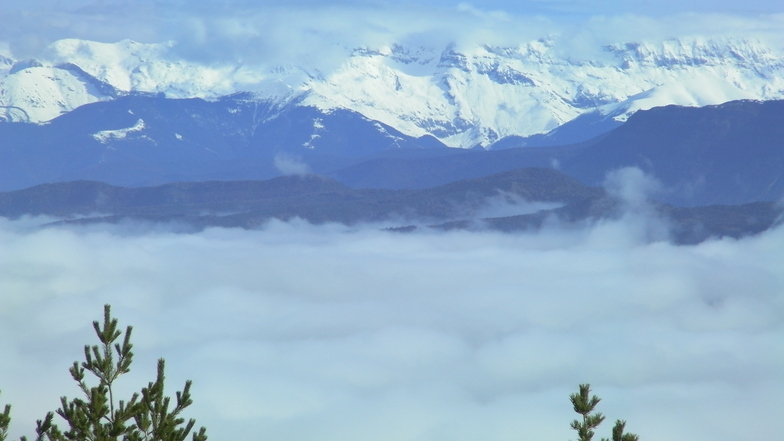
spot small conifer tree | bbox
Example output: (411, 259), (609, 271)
(0, 393), (11, 441)
(1, 304), (207, 441)
(570, 383), (605, 441)
(569, 384), (638, 441)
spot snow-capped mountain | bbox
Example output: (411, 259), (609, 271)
(1, 36), (783, 147)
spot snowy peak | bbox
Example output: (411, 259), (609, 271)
(1, 36), (783, 147)
(605, 37), (783, 69)
(0, 63), (117, 123)
(353, 44), (439, 67)
(302, 36), (784, 146)
(39, 38), (267, 98)
(592, 37), (784, 121)
(40, 39), (173, 92)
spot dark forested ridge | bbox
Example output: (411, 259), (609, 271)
(0, 168), (595, 222)
(1, 167), (780, 244)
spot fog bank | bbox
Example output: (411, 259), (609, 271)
(0, 216), (782, 441)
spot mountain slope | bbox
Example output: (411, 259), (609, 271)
(562, 99), (784, 205)
(0, 93), (444, 191)
(3, 95), (784, 207)
(331, 99), (784, 206)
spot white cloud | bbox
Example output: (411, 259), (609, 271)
(2, 1), (784, 66)
(0, 214), (782, 441)
(274, 154), (312, 176)
(604, 167), (662, 208)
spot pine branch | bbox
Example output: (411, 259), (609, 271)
(0, 393), (11, 441)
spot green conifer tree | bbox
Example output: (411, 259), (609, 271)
(569, 384), (639, 441)
(0, 393), (11, 441)
(570, 384), (605, 441)
(607, 420), (639, 441)
(2, 305), (207, 441)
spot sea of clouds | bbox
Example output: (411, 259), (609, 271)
(0, 210), (781, 441)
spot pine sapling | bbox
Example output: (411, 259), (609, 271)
(17, 304), (207, 441)
(569, 384), (639, 441)
(570, 384), (605, 441)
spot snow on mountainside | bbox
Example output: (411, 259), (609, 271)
(0, 39), (294, 123)
(39, 39), (273, 98)
(1, 37), (783, 146)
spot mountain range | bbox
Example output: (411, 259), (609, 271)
(1, 93), (783, 207)
(2, 37), (783, 147)
(2, 36), (784, 242)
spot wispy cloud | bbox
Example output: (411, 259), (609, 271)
(0, 214), (782, 441)
(2, 1), (784, 64)
(274, 154), (312, 176)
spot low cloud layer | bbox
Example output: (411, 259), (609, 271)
(0, 214), (782, 441)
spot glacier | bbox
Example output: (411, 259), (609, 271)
(1, 36), (783, 147)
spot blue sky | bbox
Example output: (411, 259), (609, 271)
(3, 0), (784, 21)
(4, 0), (782, 15)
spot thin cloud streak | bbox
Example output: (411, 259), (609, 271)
(1, 1), (784, 63)
(0, 216), (782, 441)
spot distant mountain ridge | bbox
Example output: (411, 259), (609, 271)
(1, 169), (780, 245)
(2, 95), (784, 207)
(1, 36), (783, 147)
(0, 168), (597, 223)
(332, 99), (784, 206)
